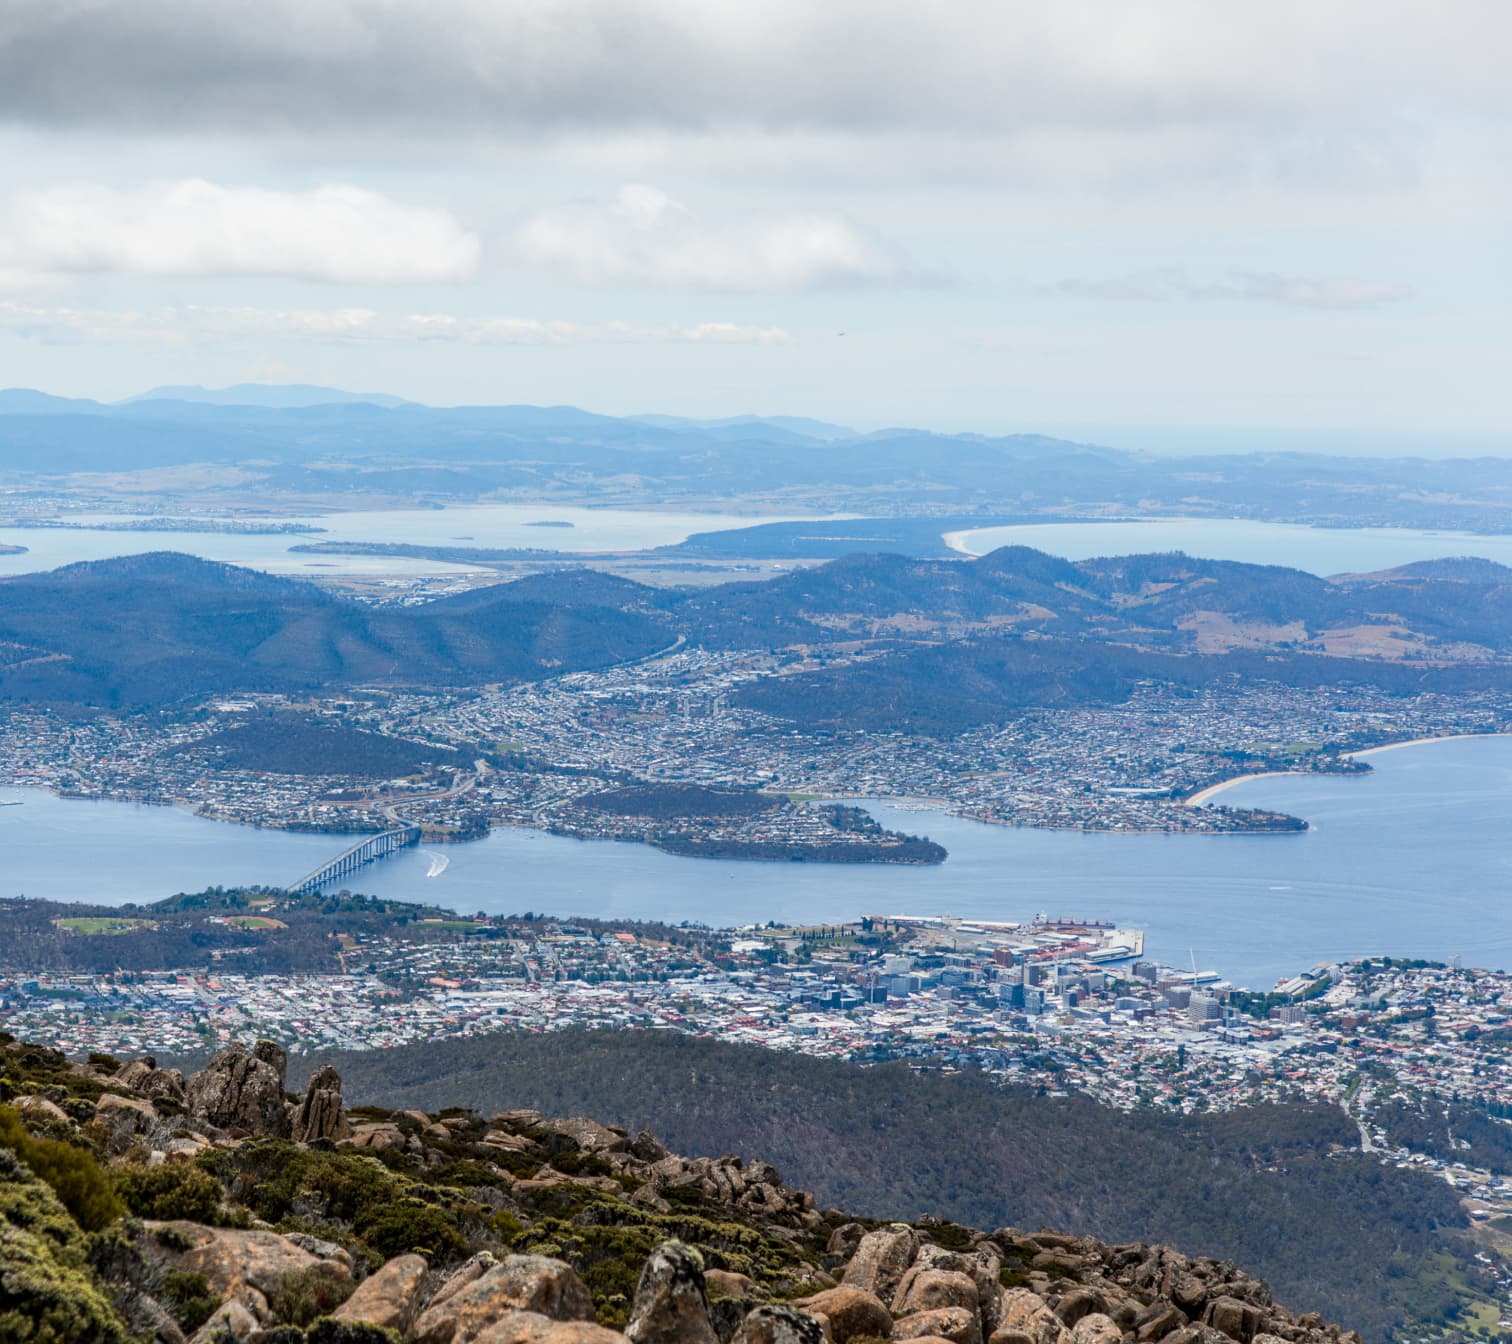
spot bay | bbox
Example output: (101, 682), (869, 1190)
(3, 736), (1510, 988)
(0, 504), (829, 579)
(947, 518), (1512, 577)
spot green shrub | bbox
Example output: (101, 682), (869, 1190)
(0, 1147), (133, 1343)
(268, 1265), (357, 1327)
(0, 1103), (123, 1231)
(161, 1268), (221, 1334)
(114, 1160), (224, 1223)
(153, 1223), (196, 1252)
(356, 1198), (468, 1261)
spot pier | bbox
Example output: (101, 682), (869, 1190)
(287, 826), (421, 895)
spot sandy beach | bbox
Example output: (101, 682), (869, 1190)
(1184, 771), (1297, 807)
(1185, 732), (1512, 807)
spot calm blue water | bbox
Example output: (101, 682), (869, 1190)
(4, 736), (1510, 988)
(0, 504), (830, 579)
(949, 518), (1512, 577)
(3, 513), (1506, 583)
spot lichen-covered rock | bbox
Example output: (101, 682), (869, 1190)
(93, 1091), (158, 1155)
(116, 1056), (187, 1105)
(630, 1129), (670, 1162)
(1053, 1289), (1105, 1329)
(14, 1094), (71, 1127)
(471, 1310), (631, 1344)
(730, 1305), (825, 1344)
(1133, 1303), (1186, 1341)
(896, 1307), (980, 1344)
(189, 1294), (259, 1343)
(892, 1267), (979, 1321)
(1067, 1314), (1119, 1344)
(704, 1268), (757, 1300)
(184, 1040), (291, 1139)
(152, 1220), (349, 1302)
(1161, 1328), (1231, 1344)
(825, 1224), (866, 1261)
(293, 1064), (349, 1144)
(413, 1254), (596, 1344)
(795, 1286), (892, 1343)
(331, 1252), (429, 1332)
(1202, 1296), (1265, 1343)
(626, 1240), (717, 1344)
(995, 1291), (1068, 1344)
(840, 1226), (917, 1305)
(539, 1116), (628, 1153)
(346, 1121), (409, 1152)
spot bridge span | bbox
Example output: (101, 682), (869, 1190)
(287, 826), (421, 895)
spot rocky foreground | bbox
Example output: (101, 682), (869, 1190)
(1, 1035), (1363, 1344)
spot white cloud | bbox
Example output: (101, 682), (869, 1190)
(0, 180), (479, 283)
(514, 185), (906, 291)
(1055, 270), (1411, 310)
(0, 2), (1507, 189)
(0, 299), (791, 347)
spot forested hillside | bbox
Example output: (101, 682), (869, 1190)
(4, 546), (1512, 715)
(311, 1029), (1477, 1341)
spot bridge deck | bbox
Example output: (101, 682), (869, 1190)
(287, 826), (421, 894)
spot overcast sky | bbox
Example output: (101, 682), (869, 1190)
(0, 1), (1508, 442)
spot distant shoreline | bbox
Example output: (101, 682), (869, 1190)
(1185, 732), (1512, 807)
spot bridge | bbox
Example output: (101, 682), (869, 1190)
(287, 826), (422, 895)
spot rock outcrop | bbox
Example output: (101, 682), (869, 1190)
(625, 1241), (717, 1344)
(331, 1252), (429, 1333)
(184, 1039), (292, 1138)
(293, 1063), (349, 1144)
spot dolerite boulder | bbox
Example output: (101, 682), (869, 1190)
(331, 1252), (430, 1333)
(841, 1226), (919, 1306)
(185, 1038), (291, 1138)
(293, 1062), (349, 1142)
(730, 1305), (825, 1344)
(413, 1254), (597, 1344)
(113, 1056), (187, 1104)
(92, 1092), (159, 1155)
(794, 1286), (892, 1343)
(625, 1241), (718, 1344)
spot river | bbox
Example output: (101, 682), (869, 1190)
(4, 736), (1509, 988)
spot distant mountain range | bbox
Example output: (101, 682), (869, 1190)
(3, 385), (1512, 531)
(2, 547), (1510, 715)
(123, 382), (416, 409)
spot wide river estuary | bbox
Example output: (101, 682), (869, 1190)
(3, 735), (1509, 988)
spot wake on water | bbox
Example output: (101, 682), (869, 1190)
(422, 850), (450, 878)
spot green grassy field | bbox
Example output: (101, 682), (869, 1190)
(51, 916), (154, 936)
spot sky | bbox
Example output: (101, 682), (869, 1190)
(0, 1), (1509, 446)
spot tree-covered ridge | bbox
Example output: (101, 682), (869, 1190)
(0, 553), (670, 710)
(170, 712), (461, 779)
(4, 545), (1512, 714)
(0, 888), (474, 975)
(311, 1029), (1492, 1342)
